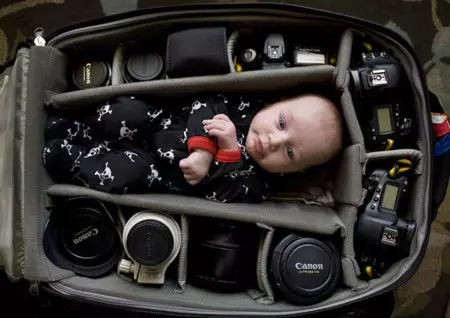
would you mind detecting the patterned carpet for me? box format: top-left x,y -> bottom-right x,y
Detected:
0,1 -> 449,317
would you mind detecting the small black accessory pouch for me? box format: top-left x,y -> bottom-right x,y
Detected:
165,27 -> 229,78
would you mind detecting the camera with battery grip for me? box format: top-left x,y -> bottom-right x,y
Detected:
354,160 -> 417,279
350,51 -> 415,151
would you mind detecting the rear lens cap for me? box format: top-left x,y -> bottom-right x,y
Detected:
126,220 -> 174,266
125,52 -> 164,82
73,60 -> 111,89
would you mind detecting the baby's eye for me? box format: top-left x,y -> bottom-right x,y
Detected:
286,147 -> 294,159
279,116 -> 285,130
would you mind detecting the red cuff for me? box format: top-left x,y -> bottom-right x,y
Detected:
215,149 -> 241,163
433,121 -> 450,138
188,136 -> 217,155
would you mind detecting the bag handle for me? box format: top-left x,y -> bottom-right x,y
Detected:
428,91 -> 450,222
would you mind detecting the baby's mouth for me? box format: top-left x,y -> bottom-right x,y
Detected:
255,136 -> 264,156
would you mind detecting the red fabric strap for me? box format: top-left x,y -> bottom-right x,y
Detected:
187,136 -> 217,155
215,149 -> 241,163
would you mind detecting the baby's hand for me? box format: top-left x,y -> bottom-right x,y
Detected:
179,149 -> 214,185
203,114 -> 239,150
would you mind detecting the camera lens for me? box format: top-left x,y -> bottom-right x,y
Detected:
43,197 -> 122,278
72,60 -> 111,89
124,52 -> 164,82
122,212 -> 181,267
188,220 -> 259,292
270,234 -> 341,305
126,220 -> 173,266
60,207 -> 115,264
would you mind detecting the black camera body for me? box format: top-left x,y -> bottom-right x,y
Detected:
350,52 -> 413,151
355,169 -> 416,258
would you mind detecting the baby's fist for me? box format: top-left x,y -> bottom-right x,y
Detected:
203,114 -> 239,151
179,149 -> 213,185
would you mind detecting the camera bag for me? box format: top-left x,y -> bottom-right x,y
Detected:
0,3 -> 449,316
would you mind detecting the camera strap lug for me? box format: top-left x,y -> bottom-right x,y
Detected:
389,159 -> 412,178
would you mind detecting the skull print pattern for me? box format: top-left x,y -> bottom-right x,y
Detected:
94,162 -> 115,186
43,94 -> 269,202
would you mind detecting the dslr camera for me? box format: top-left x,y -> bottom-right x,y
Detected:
350,52 -> 414,151
355,168 -> 416,278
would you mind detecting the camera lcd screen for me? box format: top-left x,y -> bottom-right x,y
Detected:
376,106 -> 394,133
381,183 -> 399,211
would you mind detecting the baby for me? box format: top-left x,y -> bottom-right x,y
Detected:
43,93 -> 343,203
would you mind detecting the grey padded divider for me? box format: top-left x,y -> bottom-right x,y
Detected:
336,204 -> 369,291
52,275 -> 305,313
51,65 -> 335,109
366,149 -> 424,174
333,144 -> 365,206
0,52 -> 22,280
335,29 -> 353,90
21,46 -> 73,281
341,86 -> 365,146
252,223 -> 275,305
175,215 -> 189,293
46,184 -> 345,237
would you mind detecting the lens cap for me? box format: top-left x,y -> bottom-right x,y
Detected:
126,220 -> 174,266
43,197 -> 122,278
72,60 -> 111,89
60,207 -> 115,263
270,234 -> 341,305
125,52 -> 164,82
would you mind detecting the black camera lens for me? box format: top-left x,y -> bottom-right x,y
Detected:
72,60 -> 111,89
124,52 -> 164,82
188,220 -> 259,293
43,197 -> 122,278
270,234 -> 341,305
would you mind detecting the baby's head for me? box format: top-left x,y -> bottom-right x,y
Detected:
245,94 -> 343,173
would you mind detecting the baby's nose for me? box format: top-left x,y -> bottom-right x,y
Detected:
269,133 -> 285,150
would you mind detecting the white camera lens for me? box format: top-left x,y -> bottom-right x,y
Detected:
122,212 -> 181,268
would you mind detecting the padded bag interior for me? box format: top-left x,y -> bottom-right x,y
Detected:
4,8 -> 432,316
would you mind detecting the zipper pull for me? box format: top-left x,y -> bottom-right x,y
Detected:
29,281 -> 40,296
33,27 -> 46,46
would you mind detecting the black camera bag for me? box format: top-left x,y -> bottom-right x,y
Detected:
0,3 -> 449,317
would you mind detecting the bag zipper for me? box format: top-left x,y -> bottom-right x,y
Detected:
33,28 -> 46,47
35,3 -> 433,316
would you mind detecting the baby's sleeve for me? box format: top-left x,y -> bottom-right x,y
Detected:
202,156 -> 269,203
204,172 -> 269,203
186,95 -> 228,156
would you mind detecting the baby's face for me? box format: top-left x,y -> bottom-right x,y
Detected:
245,95 -> 336,173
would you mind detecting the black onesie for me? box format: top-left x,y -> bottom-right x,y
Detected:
43,94 -> 270,203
